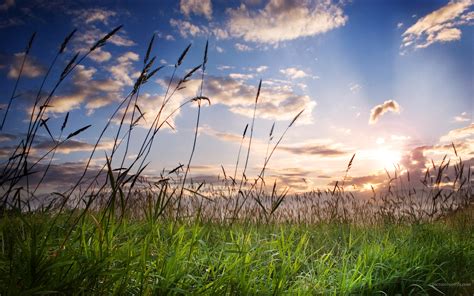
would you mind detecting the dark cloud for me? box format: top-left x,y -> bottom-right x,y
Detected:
279,144 -> 347,157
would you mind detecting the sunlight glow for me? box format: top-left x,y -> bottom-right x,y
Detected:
374,147 -> 401,169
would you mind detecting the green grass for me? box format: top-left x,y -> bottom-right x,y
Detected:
1,210 -> 473,295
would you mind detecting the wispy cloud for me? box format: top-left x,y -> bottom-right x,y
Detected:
227,0 -> 347,44
279,67 -> 308,79
71,9 -> 135,63
255,65 -> 268,73
6,52 -> 46,79
348,82 -> 361,93
200,125 -> 244,144
109,51 -> 140,87
161,75 -> 316,124
279,143 -> 348,157
235,43 -> 253,51
180,0 -> 212,20
439,123 -> 474,142
169,18 -> 229,39
47,64 -> 124,114
453,111 -> 470,122
170,18 -> 204,38
369,100 -> 401,124
71,8 -> 117,25
34,138 -> 114,154
217,65 -> 234,71
401,0 -> 473,50
229,73 -> 254,80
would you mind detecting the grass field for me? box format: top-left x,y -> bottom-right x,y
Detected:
0,27 -> 473,295
0,207 -> 474,295
1,207 -> 473,295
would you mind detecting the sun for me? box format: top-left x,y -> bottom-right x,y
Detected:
374,147 -> 402,169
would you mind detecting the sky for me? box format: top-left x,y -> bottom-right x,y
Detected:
0,0 -> 473,193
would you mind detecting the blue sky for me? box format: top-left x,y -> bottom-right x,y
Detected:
0,0 -> 472,192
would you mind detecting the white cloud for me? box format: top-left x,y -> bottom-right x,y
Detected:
212,27 -> 229,39
255,65 -> 268,73
180,0 -> 213,20
439,123 -> 474,142
161,75 -> 317,124
369,100 -> 401,124
217,65 -> 234,71
401,0 -> 473,50
89,48 -> 112,63
454,111 -> 470,122
229,73 -> 254,80
72,8 -> 117,25
165,34 -> 175,41
227,0 -> 347,44
397,22 -> 404,29
235,43 -> 253,51
169,19 -> 228,40
170,18 -> 204,38
7,52 -> 45,79
73,26 -> 135,63
216,46 -> 224,53
348,82 -> 361,93
109,51 -> 140,86
280,67 -> 308,79
48,65 -> 123,114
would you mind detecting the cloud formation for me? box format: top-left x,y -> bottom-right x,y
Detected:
439,123 -> 474,142
169,18 -> 228,39
34,138 -> 114,154
348,82 -> 361,93
454,111 -> 470,122
279,143 -> 347,157
48,64 -> 124,114
280,67 -> 308,79
369,100 -> 401,124
170,18 -> 204,38
235,43 -> 253,51
167,75 -> 317,124
7,52 -> 46,79
71,10 -> 136,63
180,0 -> 212,20
401,0 -> 473,50
71,8 -> 117,25
227,0 -> 347,44
200,125 -> 245,144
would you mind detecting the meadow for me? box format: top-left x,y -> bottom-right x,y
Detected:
0,27 -> 473,295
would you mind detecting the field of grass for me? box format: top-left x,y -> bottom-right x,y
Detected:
0,28 -> 473,295
1,207 -> 473,295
